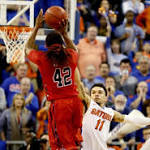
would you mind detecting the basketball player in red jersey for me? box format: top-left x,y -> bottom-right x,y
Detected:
25,10 -> 83,150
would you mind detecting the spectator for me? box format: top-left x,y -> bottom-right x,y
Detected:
98,0 -> 117,26
137,126 -> 150,150
1,63 -> 34,107
122,0 -> 144,16
142,42 -> 150,59
77,25 -> 106,78
82,65 -> 100,91
105,76 -> 123,106
136,1 -> 150,40
115,10 -> 145,54
77,0 -> 94,31
142,99 -> 150,117
110,94 -> 135,148
128,81 -> 150,111
129,42 -> 150,71
128,81 -> 150,142
20,77 -> 39,118
145,105 -> 150,118
18,128 -> 34,150
108,0 -> 124,25
132,56 -> 150,82
23,132 -> 50,150
0,94 -> 33,150
128,50 -> 142,72
98,15 -> 108,36
99,0 -> 110,13
95,62 -> 112,84
115,59 -> 138,97
40,133 -> 50,150
113,94 -> 130,115
36,100 -> 50,139
106,28 -> 127,74
0,88 -> 6,117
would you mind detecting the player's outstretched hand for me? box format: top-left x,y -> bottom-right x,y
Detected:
35,9 -> 44,28
57,19 -> 68,35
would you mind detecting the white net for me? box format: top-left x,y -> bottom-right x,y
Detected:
0,27 -> 31,64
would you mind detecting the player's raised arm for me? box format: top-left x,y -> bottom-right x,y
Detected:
75,68 -> 91,107
56,20 -> 78,52
25,9 -> 44,55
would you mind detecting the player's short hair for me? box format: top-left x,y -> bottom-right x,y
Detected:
45,31 -> 64,47
90,83 -> 107,96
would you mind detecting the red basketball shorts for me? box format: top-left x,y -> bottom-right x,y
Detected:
48,96 -> 83,150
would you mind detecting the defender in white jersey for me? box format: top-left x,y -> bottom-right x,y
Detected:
76,82 -> 150,150
82,99 -> 114,150
81,83 -> 125,150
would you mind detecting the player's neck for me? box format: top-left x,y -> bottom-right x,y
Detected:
96,102 -> 105,108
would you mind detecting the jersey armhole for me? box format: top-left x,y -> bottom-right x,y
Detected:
82,100 -> 88,114
83,99 -> 92,114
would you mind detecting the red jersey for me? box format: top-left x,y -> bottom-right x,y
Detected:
27,49 -> 78,101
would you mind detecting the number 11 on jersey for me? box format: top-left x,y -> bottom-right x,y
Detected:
95,119 -> 105,131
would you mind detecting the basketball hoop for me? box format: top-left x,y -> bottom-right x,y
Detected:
0,26 -> 32,64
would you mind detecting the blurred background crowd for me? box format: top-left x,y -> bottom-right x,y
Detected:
0,0 -> 150,150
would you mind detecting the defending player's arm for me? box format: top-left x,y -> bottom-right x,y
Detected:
113,110 -> 150,127
57,20 -> 78,52
113,111 -> 125,122
108,109 -> 150,142
25,9 -> 44,55
75,68 -> 91,107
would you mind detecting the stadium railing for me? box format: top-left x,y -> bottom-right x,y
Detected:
5,140 -> 141,150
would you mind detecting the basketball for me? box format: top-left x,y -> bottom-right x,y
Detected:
44,6 -> 68,29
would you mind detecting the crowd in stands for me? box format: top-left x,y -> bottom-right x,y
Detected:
0,0 -> 150,150
77,0 -> 150,149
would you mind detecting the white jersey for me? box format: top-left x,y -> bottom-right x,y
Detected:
141,138 -> 150,150
82,100 -> 114,150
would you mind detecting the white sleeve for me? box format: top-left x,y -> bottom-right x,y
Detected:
124,114 -> 150,127
141,138 -> 150,150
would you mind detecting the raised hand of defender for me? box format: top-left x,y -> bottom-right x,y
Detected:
35,9 -> 44,28
78,82 -> 86,100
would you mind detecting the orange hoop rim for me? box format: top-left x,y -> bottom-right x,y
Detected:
0,26 -> 32,33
